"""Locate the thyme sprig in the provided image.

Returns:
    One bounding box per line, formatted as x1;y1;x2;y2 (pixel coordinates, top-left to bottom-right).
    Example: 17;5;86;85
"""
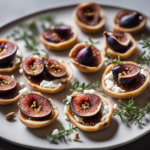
85;37;99;46
63;96;71;108
135;35;150;66
46;124;77;143
108;56;123;66
113;97;150;125
69;81;102;93
105;51;111;59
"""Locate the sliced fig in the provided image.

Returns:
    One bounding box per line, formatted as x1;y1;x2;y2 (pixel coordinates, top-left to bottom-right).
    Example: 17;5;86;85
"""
77;3;101;26
42;57;67;78
71;93;101;118
23;56;44;76
0;42;17;65
119;12;143;28
77;46;94;66
50;25;71;36
19;93;52;119
104;31;130;53
112;64;140;85
0;75;16;94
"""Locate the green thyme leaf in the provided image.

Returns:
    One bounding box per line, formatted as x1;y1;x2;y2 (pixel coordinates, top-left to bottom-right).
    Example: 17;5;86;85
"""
85;37;99;46
46;124;77;143
113;97;150;125
105;51;111;59
108;56;123;66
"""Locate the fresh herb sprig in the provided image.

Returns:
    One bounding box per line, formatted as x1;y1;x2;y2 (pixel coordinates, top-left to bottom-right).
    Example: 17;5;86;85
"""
63;96;71;108
105;51;111;59
85;37;99;46
135;35;150;66
46;124;77;143
108;56;123;66
113;97;150;125
69;81;102;93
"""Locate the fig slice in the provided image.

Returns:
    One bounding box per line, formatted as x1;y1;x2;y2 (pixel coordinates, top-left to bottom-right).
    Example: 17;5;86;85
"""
104;31;130;53
71;93;101;118
0;75;16;93
112;64;140;85
42;57;67;78
119;12;143;28
0;42;17;65
77;45;94;66
23;56;44;76
19;93;52;119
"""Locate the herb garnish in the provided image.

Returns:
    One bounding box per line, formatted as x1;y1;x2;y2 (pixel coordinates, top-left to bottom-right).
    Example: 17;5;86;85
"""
46;124;77;143
69;81;102;93
108;56;123;66
135;35;150;66
63;96;71;108
105;51;111;59
113;97;150;125
85;37;99;46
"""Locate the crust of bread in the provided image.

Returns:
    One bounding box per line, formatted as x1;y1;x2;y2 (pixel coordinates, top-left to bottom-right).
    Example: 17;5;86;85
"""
0;82;24;105
113;12;147;33
103;33;136;60
102;61;150;98
40;26;78;51
64;92;114;132
18;91;59;128
22;60;73;93
73;2;106;33
69;43;105;73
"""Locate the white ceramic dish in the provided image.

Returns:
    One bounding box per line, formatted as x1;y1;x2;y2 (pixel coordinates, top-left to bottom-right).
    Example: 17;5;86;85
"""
0;3;150;150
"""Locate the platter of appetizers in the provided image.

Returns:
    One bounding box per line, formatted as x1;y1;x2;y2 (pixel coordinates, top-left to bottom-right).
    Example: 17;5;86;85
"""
0;2;150;150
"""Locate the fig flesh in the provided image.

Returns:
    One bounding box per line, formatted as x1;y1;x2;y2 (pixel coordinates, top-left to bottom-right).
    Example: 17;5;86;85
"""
77;3;101;26
119;12;143;28
104;31;130;53
0;75;16;94
71;93;101;118
77;46;94;66
42;57;67;78
19;93;52;119
112;64;140;85
0;42;17;65
23;56;44;76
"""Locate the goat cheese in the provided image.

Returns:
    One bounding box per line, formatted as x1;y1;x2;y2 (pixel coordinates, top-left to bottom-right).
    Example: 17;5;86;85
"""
19;87;30;95
113;104;118;110
52;129;59;135
84;89;96;94
40;78;66;89
74;115;83;123
101;100;111;122
33;55;40;58
16;50;22;57
140;69;147;77
104;71;126;93
19;68;23;74
19;82;25;88
11;56;21;66
11;75;15;79
49;99;56;108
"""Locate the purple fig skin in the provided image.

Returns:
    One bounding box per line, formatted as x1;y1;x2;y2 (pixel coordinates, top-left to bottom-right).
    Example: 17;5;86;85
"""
104;32;128;53
77;46;94;66
119;12;142;28
112;64;140;85
51;25;71;36
0;42;17;65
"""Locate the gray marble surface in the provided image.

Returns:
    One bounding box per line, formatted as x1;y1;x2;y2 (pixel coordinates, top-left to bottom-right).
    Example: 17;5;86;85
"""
0;0;150;150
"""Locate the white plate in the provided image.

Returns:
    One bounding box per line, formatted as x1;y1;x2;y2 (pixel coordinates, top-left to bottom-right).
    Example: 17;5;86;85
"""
0;3;150;150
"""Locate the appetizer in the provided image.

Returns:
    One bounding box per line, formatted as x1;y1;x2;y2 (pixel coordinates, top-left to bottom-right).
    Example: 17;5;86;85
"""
113;10;147;33
64;90;114;131
20;56;73;93
69;43;105;73
73;2;105;33
0;39;22;73
40;25;78;51
102;61;149;98
18;92;59;128
0;75;27;105
103;31;136;60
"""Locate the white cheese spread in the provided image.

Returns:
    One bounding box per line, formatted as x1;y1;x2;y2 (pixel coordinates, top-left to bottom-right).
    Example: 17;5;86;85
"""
140;69;147;77
11;56;21;66
19;87;30;95
40;78;66;89
16;50;22;57
19;68;23;73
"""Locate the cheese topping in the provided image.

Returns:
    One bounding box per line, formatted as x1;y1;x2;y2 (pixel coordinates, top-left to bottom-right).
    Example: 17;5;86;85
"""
11;56;21;66
19;87;30;95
